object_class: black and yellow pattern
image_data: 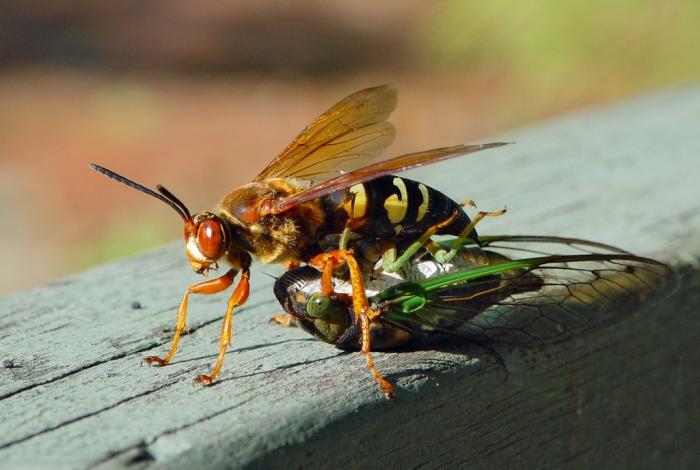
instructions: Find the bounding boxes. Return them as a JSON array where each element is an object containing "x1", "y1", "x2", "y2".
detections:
[{"x1": 325, "y1": 175, "x2": 478, "y2": 243}]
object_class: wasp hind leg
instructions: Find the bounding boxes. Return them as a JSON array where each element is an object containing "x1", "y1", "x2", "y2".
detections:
[
  {"x1": 360, "y1": 313, "x2": 395, "y2": 399},
  {"x1": 144, "y1": 269, "x2": 237, "y2": 368},
  {"x1": 435, "y1": 207, "x2": 508, "y2": 263},
  {"x1": 308, "y1": 249, "x2": 395, "y2": 399}
]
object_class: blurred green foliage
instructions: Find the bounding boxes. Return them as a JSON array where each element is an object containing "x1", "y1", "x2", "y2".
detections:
[
  {"x1": 416, "y1": 0, "x2": 700, "y2": 92},
  {"x1": 74, "y1": 216, "x2": 170, "y2": 271}
]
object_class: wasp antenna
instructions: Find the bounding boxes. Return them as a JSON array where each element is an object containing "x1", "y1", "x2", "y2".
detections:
[
  {"x1": 89, "y1": 163, "x2": 191, "y2": 223},
  {"x1": 156, "y1": 184, "x2": 192, "y2": 221}
]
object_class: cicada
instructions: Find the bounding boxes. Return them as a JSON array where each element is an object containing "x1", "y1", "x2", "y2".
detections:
[
  {"x1": 274, "y1": 236, "x2": 676, "y2": 374},
  {"x1": 90, "y1": 85, "x2": 508, "y2": 397}
]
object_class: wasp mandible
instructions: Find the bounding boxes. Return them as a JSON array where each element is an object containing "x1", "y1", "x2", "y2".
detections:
[{"x1": 90, "y1": 85, "x2": 508, "y2": 398}]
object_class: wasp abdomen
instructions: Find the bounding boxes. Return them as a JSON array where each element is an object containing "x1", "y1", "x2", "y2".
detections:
[{"x1": 325, "y1": 175, "x2": 476, "y2": 242}]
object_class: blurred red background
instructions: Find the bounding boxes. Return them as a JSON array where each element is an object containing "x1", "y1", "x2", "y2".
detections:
[{"x1": 2, "y1": 0, "x2": 699, "y2": 295}]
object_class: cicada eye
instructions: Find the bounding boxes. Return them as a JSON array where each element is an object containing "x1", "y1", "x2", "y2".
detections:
[
  {"x1": 306, "y1": 293, "x2": 332, "y2": 318},
  {"x1": 197, "y1": 219, "x2": 224, "y2": 259}
]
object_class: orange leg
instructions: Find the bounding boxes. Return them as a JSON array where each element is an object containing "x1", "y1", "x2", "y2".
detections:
[
  {"x1": 308, "y1": 250, "x2": 345, "y2": 297},
  {"x1": 195, "y1": 269, "x2": 250, "y2": 384},
  {"x1": 144, "y1": 269, "x2": 236, "y2": 367},
  {"x1": 308, "y1": 250, "x2": 366, "y2": 309},
  {"x1": 360, "y1": 314, "x2": 395, "y2": 399},
  {"x1": 308, "y1": 249, "x2": 395, "y2": 399}
]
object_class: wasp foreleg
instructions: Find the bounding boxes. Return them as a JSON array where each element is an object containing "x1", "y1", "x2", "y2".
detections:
[
  {"x1": 435, "y1": 207, "x2": 508, "y2": 263},
  {"x1": 143, "y1": 269, "x2": 237, "y2": 367},
  {"x1": 195, "y1": 268, "x2": 250, "y2": 384}
]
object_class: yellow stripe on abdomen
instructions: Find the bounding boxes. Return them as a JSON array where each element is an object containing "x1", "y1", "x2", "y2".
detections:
[
  {"x1": 416, "y1": 183, "x2": 429, "y2": 222},
  {"x1": 343, "y1": 183, "x2": 367, "y2": 219},
  {"x1": 384, "y1": 177, "x2": 408, "y2": 224}
]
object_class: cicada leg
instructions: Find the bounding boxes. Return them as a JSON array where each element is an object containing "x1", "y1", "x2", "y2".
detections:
[
  {"x1": 308, "y1": 249, "x2": 395, "y2": 399},
  {"x1": 423, "y1": 240, "x2": 443, "y2": 258},
  {"x1": 435, "y1": 207, "x2": 508, "y2": 263},
  {"x1": 381, "y1": 211, "x2": 460, "y2": 273},
  {"x1": 338, "y1": 225, "x2": 352, "y2": 251},
  {"x1": 195, "y1": 269, "x2": 250, "y2": 384},
  {"x1": 144, "y1": 269, "x2": 236, "y2": 367},
  {"x1": 269, "y1": 313, "x2": 297, "y2": 327}
]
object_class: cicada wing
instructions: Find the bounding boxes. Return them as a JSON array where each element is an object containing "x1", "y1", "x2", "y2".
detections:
[
  {"x1": 254, "y1": 85, "x2": 397, "y2": 183},
  {"x1": 381, "y1": 237, "x2": 677, "y2": 346},
  {"x1": 456, "y1": 255, "x2": 675, "y2": 345}
]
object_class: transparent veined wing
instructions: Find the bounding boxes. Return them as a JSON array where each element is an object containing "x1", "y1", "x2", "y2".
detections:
[
  {"x1": 254, "y1": 85, "x2": 397, "y2": 183},
  {"x1": 274, "y1": 236, "x2": 677, "y2": 347},
  {"x1": 378, "y1": 236, "x2": 677, "y2": 345}
]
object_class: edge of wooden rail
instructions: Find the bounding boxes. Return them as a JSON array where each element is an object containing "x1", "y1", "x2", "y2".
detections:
[{"x1": 1, "y1": 83, "x2": 699, "y2": 468}]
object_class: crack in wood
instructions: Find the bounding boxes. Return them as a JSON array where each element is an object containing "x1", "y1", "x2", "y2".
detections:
[
  {"x1": 0, "y1": 298, "x2": 282, "y2": 402},
  {"x1": 0, "y1": 376, "x2": 186, "y2": 451},
  {"x1": 0, "y1": 342, "x2": 162, "y2": 401},
  {"x1": 88, "y1": 394, "x2": 256, "y2": 468},
  {"x1": 86, "y1": 350, "x2": 344, "y2": 468}
]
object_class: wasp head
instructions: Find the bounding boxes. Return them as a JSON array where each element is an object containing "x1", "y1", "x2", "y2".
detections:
[
  {"x1": 185, "y1": 212, "x2": 227, "y2": 274},
  {"x1": 90, "y1": 164, "x2": 235, "y2": 276}
]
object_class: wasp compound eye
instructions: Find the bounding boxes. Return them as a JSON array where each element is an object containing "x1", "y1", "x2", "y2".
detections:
[
  {"x1": 197, "y1": 219, "x2": 224, "y2": 259},
  {"x1": 306, "y1": 293, "x2": 332, "y2": 318}
]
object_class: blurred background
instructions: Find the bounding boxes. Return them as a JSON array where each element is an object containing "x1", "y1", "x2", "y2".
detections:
[{"x1": 1, "y1": 0, "x2": 700, "y2": 295}]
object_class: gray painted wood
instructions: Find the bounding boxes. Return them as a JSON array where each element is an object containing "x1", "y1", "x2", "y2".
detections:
[{"x1": 1, "y1": 84, "x2": 699, "y2": 469}]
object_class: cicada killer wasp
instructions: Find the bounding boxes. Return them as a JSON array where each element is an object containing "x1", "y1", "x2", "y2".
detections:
[
  {"x1": 91, "y1": 85, "x2": 508, "y2": 398},
  {"x1": 275, "y1": 235, "x2": 676, "y2": 358}
]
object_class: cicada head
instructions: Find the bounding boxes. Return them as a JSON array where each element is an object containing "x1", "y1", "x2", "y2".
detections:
[
  {"x1": 274, "y1": 265, "x2": 421, "y2": 350},
  {"x1": 273, "y1": 266, "x2": 352, "y2": 345}
]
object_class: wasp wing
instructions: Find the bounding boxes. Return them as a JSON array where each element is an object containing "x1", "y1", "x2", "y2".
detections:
[
  {"x1": 268, "y1": 142, "x2": 509, "y2": 215},
  {"x1": 379, "y1": 236, "x2": 677, "y2": 345},
  {"x1": 254, "y1": 85, "x2": 397, "y2": 183}
]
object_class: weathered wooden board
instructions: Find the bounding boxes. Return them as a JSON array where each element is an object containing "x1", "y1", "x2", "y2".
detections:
[{"x1": 1, "y1": 84, "x2": 699, "y2": 469}]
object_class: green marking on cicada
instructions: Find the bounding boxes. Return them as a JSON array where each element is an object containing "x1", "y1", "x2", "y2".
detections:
[
  {"x1": 401, "y1": 296, "x2": 427, "y2": 313},
  {"x1": 373, "y1": 257, "x2": 545, "y2": 316},
  {"x1": 374, "y1": 282, "x2": 426, "y2": 303},
  {"x1": 419, "y1": 258, "x2": 535, "y2": 292}
]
